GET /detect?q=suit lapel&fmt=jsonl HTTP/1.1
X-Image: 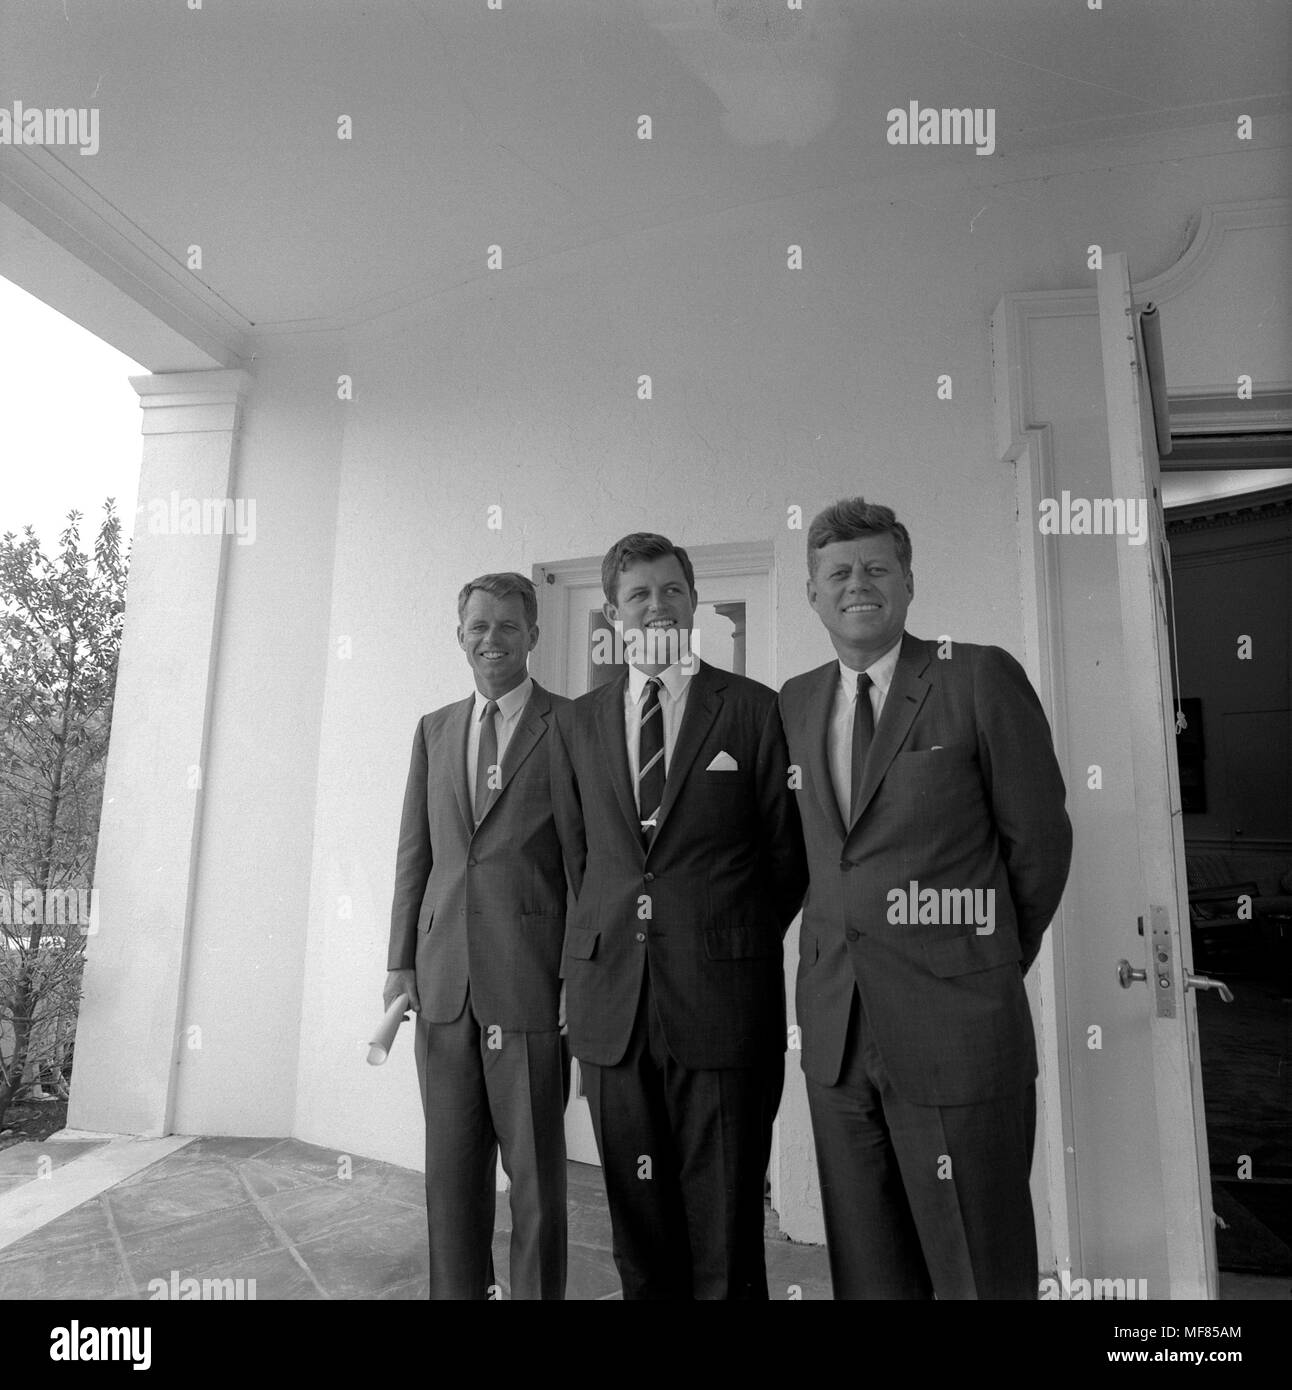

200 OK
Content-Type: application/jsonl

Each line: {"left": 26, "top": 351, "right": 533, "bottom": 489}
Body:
{"left": 594, "top": 674, "right": 641, "bottom": 841}
{"left": 473, "top": 681, "right": 551, "bottom": 831}
{"left": 846, "top": 633, "right": 931, "bottom": 832}
{"left": 803, "top": 662, "right": 846, "bottom": 841}
{"left": 651, "top": 660, "right": 721, "bottom": 847}
{"left": 445, "top": 697, "right": 474, "bottom": 833}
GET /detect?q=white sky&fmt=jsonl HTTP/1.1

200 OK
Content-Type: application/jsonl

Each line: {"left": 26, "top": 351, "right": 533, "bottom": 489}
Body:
{"left": 0, "top": 276, "right": 144, "bottom": 553}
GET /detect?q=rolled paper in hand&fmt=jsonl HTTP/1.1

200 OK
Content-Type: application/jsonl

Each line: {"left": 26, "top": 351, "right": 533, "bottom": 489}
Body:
{"left": 367, "top": 993, "right": 410, "bottom": 1066}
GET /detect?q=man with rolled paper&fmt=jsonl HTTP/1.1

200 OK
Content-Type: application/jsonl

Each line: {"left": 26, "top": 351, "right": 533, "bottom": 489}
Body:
{"left": 384, "top": 572, "right": 569, "bottom": 1300}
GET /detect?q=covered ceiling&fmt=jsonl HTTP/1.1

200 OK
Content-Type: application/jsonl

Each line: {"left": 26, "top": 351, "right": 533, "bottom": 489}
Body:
{"left": 1, "top": 0, "right": 1287, "bottom": 358}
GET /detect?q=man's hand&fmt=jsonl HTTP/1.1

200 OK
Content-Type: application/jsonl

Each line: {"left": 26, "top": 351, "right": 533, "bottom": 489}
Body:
{"left": 384, "top": 969, "right": 420, "bottom": 1016}
{"left": 558, "top": 981, "right": 567, "bottom": 1035}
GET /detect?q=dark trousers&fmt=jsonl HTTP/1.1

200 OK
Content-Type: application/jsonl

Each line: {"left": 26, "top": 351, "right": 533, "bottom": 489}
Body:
{"left": 415, "top": 989, "right": 569, "bottom": 1299}
{"left": 581, "top": 971, "right": 783, "bottom": 1300}
{"left": 806, "top": 986, "right": 1038, "bottom": 1300}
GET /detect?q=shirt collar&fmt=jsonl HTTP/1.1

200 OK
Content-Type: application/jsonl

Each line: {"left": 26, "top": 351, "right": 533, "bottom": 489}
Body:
{"left": 628, "top": 657, "right": 699, "bottom": 705}
{"left": 838, "top": 637, "right": 903, "bottom": 698}
{"left": 474, "top": 674, "right": 532, "bottom": 721}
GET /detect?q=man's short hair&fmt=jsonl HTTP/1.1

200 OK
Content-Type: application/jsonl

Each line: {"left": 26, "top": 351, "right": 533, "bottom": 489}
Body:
{"left": 456, "top": 572, "right": 538, "bottom": 627}
{"left": 807, "top": 498, "right": 912, "bottom": 578}
{"left": 601, "top": 533, "right": 697, "bottom": 606}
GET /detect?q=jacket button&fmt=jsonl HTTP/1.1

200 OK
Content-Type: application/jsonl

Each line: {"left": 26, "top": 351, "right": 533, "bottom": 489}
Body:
{"left": 846, "top": 929, "right": 860, "bottom": 942}
{"left": 644, "top": 872, "right": 655, "bottom": 882}
{"left": 635, "top": 932, "right": 646, "bottom": 943}
{"left": 467, "top": 857, "right": 478, "bottom": 867}
{"left": 839, "top": 861, "right": 853, "bottom": 872}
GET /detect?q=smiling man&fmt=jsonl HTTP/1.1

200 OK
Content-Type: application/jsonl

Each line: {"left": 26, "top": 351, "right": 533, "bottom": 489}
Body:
{"left": 385, "top": 572, "right": 569, "bottom": 1299}
{"left": 549, "top": 532, "right": 806, "bottom": 1299}
{"left": 779, "top": 498, "right": 1072, "bottom": 1300}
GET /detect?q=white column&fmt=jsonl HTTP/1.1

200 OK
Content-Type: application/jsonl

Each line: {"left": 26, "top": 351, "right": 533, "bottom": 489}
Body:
{"left": 68, "top": 369, "right": 251, "bottom": 1137}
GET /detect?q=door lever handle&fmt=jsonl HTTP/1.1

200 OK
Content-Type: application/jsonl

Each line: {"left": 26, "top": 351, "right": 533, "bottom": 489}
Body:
{"left": 1117, "top": 959, "right": 1146, "bottom": 989}
{"left": 1184, "top": 972, "right": 1234, "bottom": 1004}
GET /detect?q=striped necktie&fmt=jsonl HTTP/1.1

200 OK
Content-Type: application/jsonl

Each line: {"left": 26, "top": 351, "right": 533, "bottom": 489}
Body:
{"left": 637, "top": 676, "right": 665, "bottom": 847}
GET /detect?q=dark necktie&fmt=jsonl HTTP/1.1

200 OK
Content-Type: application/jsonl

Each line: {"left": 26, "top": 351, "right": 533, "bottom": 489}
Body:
{"left": 849, "top": 674, "right": 875, "bottom": 822}
{"left": 475, "top": 699, "right": 499, "bottom": 825}
{"left": 638, "top": 677, "right": 665, "bottom": 846}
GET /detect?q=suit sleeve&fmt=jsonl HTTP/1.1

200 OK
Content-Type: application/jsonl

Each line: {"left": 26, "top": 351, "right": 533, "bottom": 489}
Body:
{"left": 548, "top": 705, "right": 587, "bottom": 903}
{"left": 974, "top": 648, "right": 1073, "bottom": 971}
{"left": 755, "top": 696, "right": 809, "bottom": 933}
{"left": 387, "top": 718, "right": 432, "bottom": 972}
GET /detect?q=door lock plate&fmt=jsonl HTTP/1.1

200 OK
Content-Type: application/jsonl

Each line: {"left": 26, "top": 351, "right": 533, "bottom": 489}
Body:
{"left": 1150, "top": 905, "right": 1176, "bottom": 1018}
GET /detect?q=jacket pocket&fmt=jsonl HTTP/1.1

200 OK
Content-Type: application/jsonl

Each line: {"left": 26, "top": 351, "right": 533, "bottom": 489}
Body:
{"left": 564, "top": 926, "right": 600, "bottom": 961}
{"left": 895, "top": 744, "right": 974, "bottom": 761}
{"left": 922, "top": 931, "right": 1021, "bottom": 978}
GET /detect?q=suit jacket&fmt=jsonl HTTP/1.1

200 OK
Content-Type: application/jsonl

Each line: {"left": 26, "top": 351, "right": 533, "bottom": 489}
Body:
{"left": 387, "top": 680, "right": 569, "bottom": 1032}
{"left": 779, "top": 633, "right": 1072, "bottom": 1106}
{"left": 549, "top": 659, "right": 807, "bottom": 1070}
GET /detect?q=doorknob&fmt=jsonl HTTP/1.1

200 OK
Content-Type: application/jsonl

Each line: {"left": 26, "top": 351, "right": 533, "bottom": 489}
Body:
{"left": 1184, "top": 972, "right": 1234, "bottom": 1004}
{"left": 1117, "top": 959, "right": 1146, "bottom": 988}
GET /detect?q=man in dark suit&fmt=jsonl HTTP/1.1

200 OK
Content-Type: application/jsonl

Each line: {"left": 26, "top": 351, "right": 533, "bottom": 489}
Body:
{"left": 549, "top": 533, "right": 807, "bottom": 1300}
{"left": 779, "top": 498, "right": 1072, "bottom": 1300}
{"left": 384, "top": 572, "right": 569, "bottom": 1300}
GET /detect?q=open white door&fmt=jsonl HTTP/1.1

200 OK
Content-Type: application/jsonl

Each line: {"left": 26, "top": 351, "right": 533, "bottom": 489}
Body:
{"left": 1096, "top": 253, "right": 1220, "bottom": 1298}
{"left": 994, "top": 206, "right": 1287, "bottom": 1300}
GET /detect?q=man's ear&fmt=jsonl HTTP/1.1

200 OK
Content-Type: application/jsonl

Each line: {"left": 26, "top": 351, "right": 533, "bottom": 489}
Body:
{"left": 527, "top": 624, "right": 540, "bottom": 652}
{"left": 456, "top": 624, "right": 466, "bottom": 651}
{"left": 905, "top": 569, "right": 915, "bottom": 601}
{"left": 805, "top": 577, "right": 818, "bottom": 607}
{"left": 602, "top": 600, "right": 620, "bottom": 626}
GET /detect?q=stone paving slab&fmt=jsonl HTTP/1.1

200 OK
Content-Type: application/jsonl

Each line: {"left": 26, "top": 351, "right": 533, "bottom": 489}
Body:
{"left": 0, "top": 1134, "right": 193, "bottom": 1254}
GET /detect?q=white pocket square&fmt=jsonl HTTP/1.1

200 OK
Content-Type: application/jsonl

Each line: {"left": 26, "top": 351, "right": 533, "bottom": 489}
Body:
{"left": 706, "top": 751, "right": 739, "bottom": 772}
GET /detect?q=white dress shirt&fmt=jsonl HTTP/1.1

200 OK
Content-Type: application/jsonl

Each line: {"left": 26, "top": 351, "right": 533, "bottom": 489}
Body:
{"left": 467, "top": 675, "right": 532, "bottom": 819}
{"left": 624, "top": 659, "right": 696, "bottom": 809}
{"left": 828, "top": 639, "right": 903, "bottom": 823}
